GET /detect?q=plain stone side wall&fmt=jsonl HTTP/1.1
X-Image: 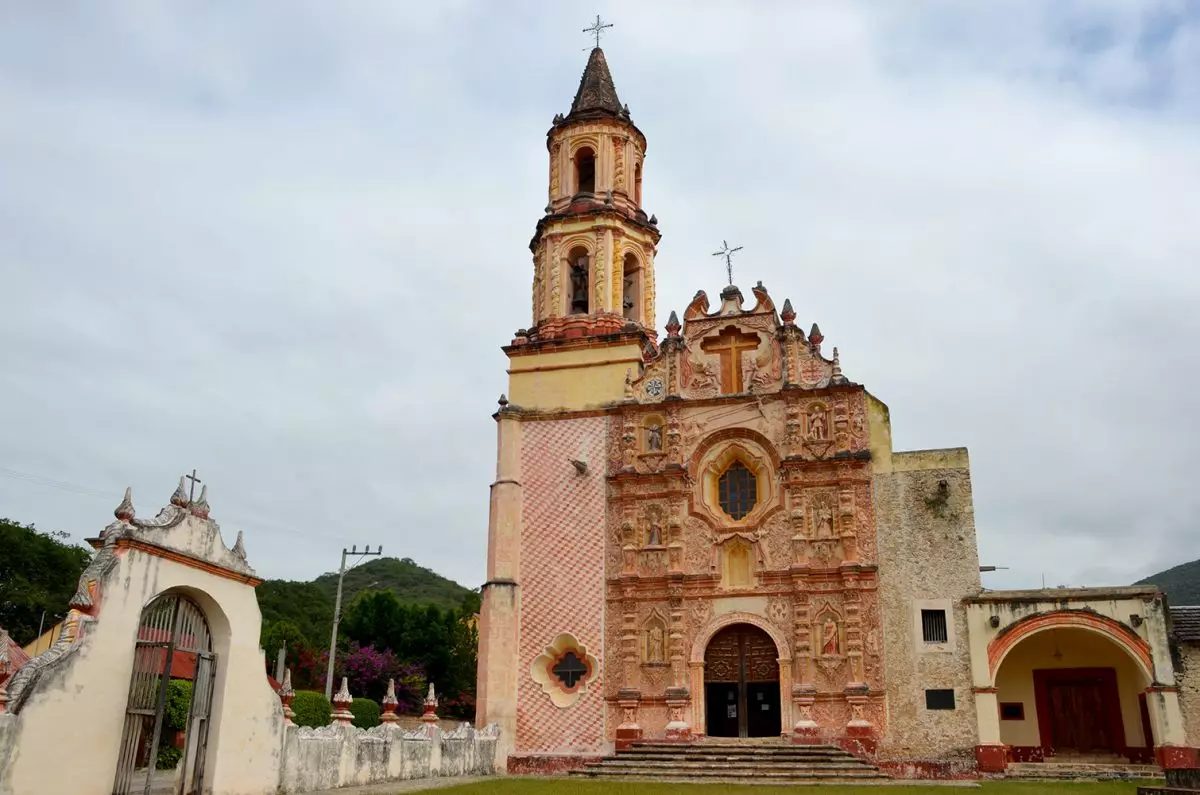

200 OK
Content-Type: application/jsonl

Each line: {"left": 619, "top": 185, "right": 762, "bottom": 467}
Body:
{"left": 875, "top": 451, "right": 982, "bottom": 760}
{"left": 277, "top": 724, "right": 497, "bottom": 793}
{"left": 1178, "top": 642, "right": 1200, "bottom": 747}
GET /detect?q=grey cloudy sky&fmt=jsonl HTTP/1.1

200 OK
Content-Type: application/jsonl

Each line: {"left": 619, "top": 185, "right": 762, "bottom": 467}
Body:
{"left": 2, "top": 2, "right": 1198, "bottom": 592}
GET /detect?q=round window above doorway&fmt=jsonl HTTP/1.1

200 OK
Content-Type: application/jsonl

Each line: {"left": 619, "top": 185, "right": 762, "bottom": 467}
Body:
{"left": 695, "top": 438, "right": 776, "bottom": 527}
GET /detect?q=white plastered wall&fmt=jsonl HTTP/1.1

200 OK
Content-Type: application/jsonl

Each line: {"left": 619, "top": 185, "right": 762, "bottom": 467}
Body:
{"left": 2, "top": 534, "right": 283, "bottom": 795}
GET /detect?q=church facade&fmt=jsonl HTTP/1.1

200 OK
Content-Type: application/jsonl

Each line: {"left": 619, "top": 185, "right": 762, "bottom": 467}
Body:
{"left": 477, "top": 46, "right": 1199, "bottom": 776}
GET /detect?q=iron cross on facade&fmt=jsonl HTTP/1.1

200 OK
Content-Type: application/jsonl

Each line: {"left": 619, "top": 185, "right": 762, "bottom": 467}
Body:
{"left": 186, "top": 469, "right": 202, "bottom": 502}
{"left": 582, "top": 14, "right": 613, "bottom": 48}
{"left": 712, "top": 240, "right": 744, "bottom": 285}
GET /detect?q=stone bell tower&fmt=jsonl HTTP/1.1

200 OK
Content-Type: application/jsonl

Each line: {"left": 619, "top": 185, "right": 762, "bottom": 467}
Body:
{"left": 476, "top": 45, "right": 661, "bottom": 766}
{"left": 509, "top": 45, "right": 662, "bottom": 413}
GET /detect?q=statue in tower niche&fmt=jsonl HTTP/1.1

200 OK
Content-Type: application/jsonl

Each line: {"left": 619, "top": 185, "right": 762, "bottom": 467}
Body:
{"left": 570, "top": 258, "right": 589, "bottom": 314}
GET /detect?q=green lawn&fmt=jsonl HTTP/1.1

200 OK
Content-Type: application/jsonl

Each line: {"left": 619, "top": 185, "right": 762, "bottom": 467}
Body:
{"left": 434, "top": 781, "right": 1155, "bottom": 795}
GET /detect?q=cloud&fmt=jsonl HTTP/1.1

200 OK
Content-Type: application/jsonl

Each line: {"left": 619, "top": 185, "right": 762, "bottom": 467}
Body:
{"left": 1, "top": 1, "right": 1197, "bottom": 592}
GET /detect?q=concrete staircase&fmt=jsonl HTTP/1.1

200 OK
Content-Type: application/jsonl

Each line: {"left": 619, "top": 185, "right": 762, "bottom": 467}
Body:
{"left": 570, "top": 740, "right": 890, "bottom": 785}
{"left": 1008, "top": 761, "right": 1164, "bottom": 781}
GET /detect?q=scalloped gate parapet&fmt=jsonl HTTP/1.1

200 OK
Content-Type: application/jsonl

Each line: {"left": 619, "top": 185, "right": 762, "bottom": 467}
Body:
{"left": 8, "top": 479, "right": 256, "bottom": 715}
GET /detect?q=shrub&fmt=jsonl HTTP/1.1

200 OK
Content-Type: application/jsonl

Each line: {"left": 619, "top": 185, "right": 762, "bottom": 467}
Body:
{"left": 156, "top": 744, "right": 182, "bottom": 770}
{"left": 292, "top": 690, "right": 332, "bottom": 728}
{"left": 163, "top": 679, "right": 193, "bottom": 731}
{"left": 349, "top": 697, "right": 380, "bottom": 729}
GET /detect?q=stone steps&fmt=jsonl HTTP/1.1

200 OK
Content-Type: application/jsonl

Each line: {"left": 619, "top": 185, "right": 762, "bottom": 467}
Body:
{"left": 571, "top": 741, "right": 889, "bottom": 784}
{"left": 1008, "top": 761, "right": 1163, "bottom": 781}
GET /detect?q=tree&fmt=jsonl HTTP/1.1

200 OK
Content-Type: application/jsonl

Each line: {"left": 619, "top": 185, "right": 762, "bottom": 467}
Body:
{"left": 0, "top": 519, "right": 91, "bottom": 645}
{"left": 339, "top": 590, "right": 478, "bottom": 718}
{"left": 261, "top": 619, "right": 311, "bottom": 664}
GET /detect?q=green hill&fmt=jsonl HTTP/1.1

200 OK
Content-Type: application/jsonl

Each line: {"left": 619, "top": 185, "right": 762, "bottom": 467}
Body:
{"left": 257, "top": 556, "right": 475, "bottom": 647}
{"left": 1135, "top": 558, "right": 1200, "bottom": 606}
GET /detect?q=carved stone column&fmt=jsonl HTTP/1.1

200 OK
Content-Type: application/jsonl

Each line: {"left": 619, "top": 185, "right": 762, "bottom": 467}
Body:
{"left": 791, "top": 686, "right": 819, "bottom": 744}
{"left": 665, "top": 686, "right": 692, "bottom": 741}
{"left": 616, "top": 688, "right": 642, "bottom": 750}
{"left": 621, "top": 592, "right": 639, "bottom": 689}
{"left": 844, "top": 687, "right": 876, "bottom": 756}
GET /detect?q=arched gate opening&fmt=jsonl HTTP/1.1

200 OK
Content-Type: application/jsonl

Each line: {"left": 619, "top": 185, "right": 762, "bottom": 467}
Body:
{"left": 113, "top": 593, "right": 217, "bottom": 795}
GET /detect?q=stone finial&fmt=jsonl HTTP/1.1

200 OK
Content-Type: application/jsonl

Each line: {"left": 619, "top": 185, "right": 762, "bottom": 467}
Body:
{"left": 831, "top": 347, "right": 845, "bottom": 382}
{"left": 809, "top": 323, "right": 824, "bottom": 348}
{"left": 649, "top": 214, "right": 658, "bottom": 226}
{"left": 170, "top": 477, "right": 189, "bottom": 507}
{"left": 780, "top": 299, "right": 796, "bottom": 324}
{"left": 498, "top": 393, "right": 509, "bottom": 408}
{"left": 332, "top": 677, "right": 354, "bottom": 725}
{"left": 422, "top": 682, "right": 439, "bottom": 724}
{"left": 624, "top": 369, "right": 634, "bottom": 399}
{"left": 232, "top": 530, "right": 247, "bottom": 561}
{"left": 0, "top": 629, "right": 10, "bottom": 715}
{"left": 190, "top": 484, "right": 210, "bottom": 519}
{"left": 278, "top": 668, "right": 296, "bottom": 725}
{"left": 0, "top": 628, "right": 10, "bottom": 677}
{"left": 380, "top": 678, "right": 399, "bottom": 724}
{"left": 113, "top": 488, "right": 135, "bottom": 522}
{"left": 665, "top": 310, "right": 681, "bottom": 336}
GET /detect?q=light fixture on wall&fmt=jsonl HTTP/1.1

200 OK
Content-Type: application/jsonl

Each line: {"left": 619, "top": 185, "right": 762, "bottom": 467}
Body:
{"left": 1050, "top": 628, "right": 1064, "bottom": 662}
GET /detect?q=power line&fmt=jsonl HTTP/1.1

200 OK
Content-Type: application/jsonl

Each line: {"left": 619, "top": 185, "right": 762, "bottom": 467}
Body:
{"left": 0, "top": 464, "right": 350, "bottom": 546}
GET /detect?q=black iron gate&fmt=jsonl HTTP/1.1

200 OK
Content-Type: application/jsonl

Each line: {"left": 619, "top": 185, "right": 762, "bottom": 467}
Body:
{"left": 113, "top": 594, "right": 216, "bottom": 795}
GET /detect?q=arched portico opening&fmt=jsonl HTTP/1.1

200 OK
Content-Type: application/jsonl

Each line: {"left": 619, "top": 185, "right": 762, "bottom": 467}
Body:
{"left": 992, "top": 621, "right": 1155, "bottom": 762}
{"left": 113, "top": 592, "right": 219, "bottom": 795}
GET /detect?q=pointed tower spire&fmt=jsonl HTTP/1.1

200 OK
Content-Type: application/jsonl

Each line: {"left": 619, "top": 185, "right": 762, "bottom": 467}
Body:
{"left": 568, "top": 47, "right": 623, "bottom": 120}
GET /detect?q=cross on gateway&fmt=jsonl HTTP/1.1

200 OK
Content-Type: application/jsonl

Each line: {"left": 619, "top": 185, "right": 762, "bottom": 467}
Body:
{"left": 582, "top": 14, "right": 613, "bottom": 48}
{"left": 185, "top": 469, "right": 202, "bottom": 502}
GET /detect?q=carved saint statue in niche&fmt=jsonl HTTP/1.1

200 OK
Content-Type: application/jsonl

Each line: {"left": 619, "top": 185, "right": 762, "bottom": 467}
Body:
{"left": 570, "top": 259, "right": 589, "bottom": 314}
{"left": 821, "top": 618, "right": 840, "bottom": 656}
{"left": 808, "top": 409, "right": 828, "bottom": 440}
{"left": 647, "top": 626, "right": 665, "bottom": 663}
{"left": 646, "top": 423, "right": 663, "bottom": 452}
{"left": 646, "top": 519, "right": 662, "bottom": 547}
{"left": 814, "top": 504, "right": 834, "bottom": 538}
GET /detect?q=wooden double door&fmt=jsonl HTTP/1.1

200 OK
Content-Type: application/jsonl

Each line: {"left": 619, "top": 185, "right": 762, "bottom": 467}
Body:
{"left": 1034, "top": 668, "right": 1125, "bottom": 756}
{"left": 704, "top": 624, "right": 781, "bottom": 738}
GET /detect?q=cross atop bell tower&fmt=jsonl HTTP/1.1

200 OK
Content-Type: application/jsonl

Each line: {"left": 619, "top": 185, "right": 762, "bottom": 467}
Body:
{"left": 516, "top": 38, "right": 662, "bottom": 366}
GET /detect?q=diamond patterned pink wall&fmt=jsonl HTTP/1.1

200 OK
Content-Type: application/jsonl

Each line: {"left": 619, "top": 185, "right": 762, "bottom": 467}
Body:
{"left": 517, "top": 415, "right": 608, "bottom": 752}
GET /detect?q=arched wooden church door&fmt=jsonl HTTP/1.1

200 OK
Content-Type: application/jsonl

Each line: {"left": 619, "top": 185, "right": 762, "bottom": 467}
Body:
{"left": 113, "top": 594, "right": 217, "bottom": 795}
{"left": 704, "top": 623, "right": 781, "bottom": 738}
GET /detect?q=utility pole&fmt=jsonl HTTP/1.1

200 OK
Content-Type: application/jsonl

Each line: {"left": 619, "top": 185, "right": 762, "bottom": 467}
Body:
{"left": 325, "top": 544, "right": 383, "bottom": 700}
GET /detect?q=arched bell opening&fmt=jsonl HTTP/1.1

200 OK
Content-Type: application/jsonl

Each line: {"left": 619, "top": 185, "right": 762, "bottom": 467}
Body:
{"left": 567, "top": 245, "right": 590, "bottom": 315}
{"left": 574, "top": 146, "right": 596, "bottom": 195}
{"left": 620, "top": 253, "right": 642, "bottom": 323}
{"left": 703, "top": 623, "right": 781, "bottom": 738}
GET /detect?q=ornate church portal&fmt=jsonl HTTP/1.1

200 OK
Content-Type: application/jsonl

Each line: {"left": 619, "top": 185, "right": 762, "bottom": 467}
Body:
{"left": 703, "top": 624, "right": 781, "bottom": 738}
